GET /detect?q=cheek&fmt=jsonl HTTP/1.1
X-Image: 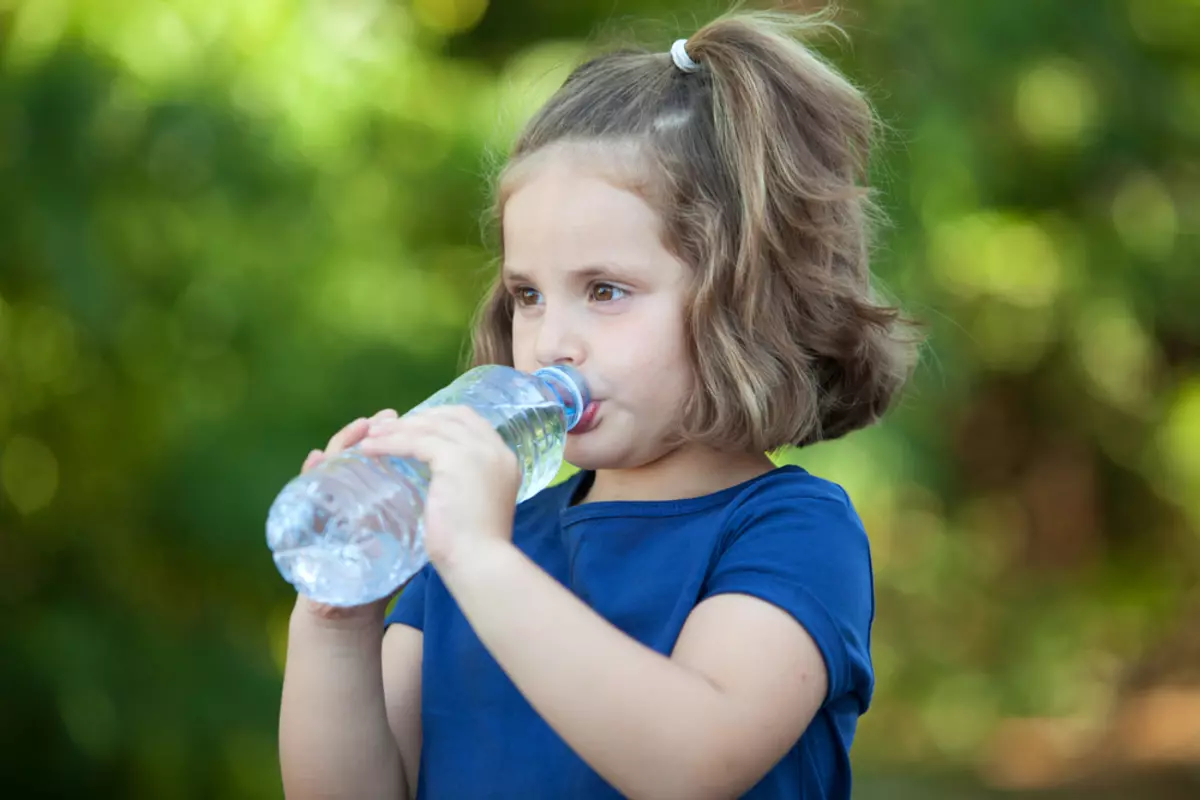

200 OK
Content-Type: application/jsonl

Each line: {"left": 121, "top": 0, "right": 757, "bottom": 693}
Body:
{"left": 509, "top": 317, "right": 537, "bottom": 371}
{"left": 608, "top": 311, "right": 692, "bottom": 399}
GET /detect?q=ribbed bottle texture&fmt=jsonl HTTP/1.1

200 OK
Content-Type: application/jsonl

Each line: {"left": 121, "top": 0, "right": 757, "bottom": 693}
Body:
{"left": 265, "top": 365, "right": 588, "bottom": 606}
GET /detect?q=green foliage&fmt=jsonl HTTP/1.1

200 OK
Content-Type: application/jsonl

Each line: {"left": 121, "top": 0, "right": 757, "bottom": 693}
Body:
{"left": 1, "top": 1, "right": 1197, "bottom": 797}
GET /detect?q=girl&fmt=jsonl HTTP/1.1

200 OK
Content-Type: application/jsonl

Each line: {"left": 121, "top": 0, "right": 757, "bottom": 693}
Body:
{"left": 280, "top": 10, "right": 917, "bottom": 800}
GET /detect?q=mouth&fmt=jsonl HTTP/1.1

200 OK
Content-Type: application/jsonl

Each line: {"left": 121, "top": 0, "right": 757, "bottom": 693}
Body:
{"left": 570, "top": 401, "right": 600, "bottom": 435}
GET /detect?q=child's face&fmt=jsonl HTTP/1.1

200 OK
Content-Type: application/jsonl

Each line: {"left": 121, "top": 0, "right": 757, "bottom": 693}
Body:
{"left": 502, "top": 148, "right": 694, "bottom": 471}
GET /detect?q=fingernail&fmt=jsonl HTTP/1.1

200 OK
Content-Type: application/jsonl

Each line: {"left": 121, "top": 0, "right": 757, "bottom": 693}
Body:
{"left": 378, "top": 408, "right": 398, "bottom": 419}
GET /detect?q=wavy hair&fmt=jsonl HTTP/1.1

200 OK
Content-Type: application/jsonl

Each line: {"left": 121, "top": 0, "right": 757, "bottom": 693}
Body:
{"left": 471, "top": 9, "right": 921, "bottom": 451}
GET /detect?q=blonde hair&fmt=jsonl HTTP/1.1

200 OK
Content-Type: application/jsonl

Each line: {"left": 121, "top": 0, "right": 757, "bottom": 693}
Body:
{"left": 471, "top": 9, "right": 921, "bottom": 452}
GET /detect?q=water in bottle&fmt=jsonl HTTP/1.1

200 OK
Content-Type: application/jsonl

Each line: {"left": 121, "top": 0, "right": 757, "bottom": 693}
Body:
{"left": 266, "top": 364, "right": 590, "bottom": 606}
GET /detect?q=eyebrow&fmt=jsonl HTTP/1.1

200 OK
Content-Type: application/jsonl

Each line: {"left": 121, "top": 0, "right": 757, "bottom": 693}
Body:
{"left": 501, "top": 263, "right": 640, "bottom": 284}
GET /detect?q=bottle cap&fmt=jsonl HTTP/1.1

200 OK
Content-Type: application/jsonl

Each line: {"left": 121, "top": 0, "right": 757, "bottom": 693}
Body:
{"left": 533, "top": 365, "right": 591, "bottom": 431}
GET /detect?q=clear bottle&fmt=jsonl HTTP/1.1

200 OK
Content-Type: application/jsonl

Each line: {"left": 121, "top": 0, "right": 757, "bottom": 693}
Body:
{"left": 266, "top": 364, "right": 590, "bottom": 606}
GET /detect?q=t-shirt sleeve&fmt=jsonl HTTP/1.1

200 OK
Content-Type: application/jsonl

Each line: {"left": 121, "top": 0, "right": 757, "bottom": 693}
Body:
{"left": 701, "top": 482, "right": 875, "bottom": 711}
{"left": 384, "top": 563, "right": 432, "bottom": 631}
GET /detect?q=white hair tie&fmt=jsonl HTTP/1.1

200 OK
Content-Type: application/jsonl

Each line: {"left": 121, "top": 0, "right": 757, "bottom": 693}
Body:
{"left": 670, "top": 39, "right": 700, "bottom": 73}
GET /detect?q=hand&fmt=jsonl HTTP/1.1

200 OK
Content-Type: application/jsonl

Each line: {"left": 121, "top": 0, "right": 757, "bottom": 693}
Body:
{"left": 300, "top": 406, "right": 398, "bottom": 475}
{"left": 294, "top": 407, "right": 401, "bottom": 625}
{"left": 358, "top": 406, "right": 521, "bottom": 573}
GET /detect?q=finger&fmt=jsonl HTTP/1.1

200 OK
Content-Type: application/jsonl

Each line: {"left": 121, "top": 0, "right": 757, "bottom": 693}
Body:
{"left": 326, "top": 417, "right": 370, "bottom": 455}
{"left": 300, "top": 449, "right": 324, "bottom": 473}
{"left": 428, "top": 405, "right": 494, "bottom": 434}
{"left": 358, "top": 428, "right": 449, "bottom": 464}
{"left": 361, "top": 422, "right": 511, "bottom": 472}
{"left": 340, "top": 409, "right": 398, "bottom": 448}
{"left": 368, "top": 406, "right": 480, "bottom": 438}
{"left": 368, "top": 414, "right": 400, "bottom": 436}
{"left": 364, "top": 419, "right": 465, "bottom": 448}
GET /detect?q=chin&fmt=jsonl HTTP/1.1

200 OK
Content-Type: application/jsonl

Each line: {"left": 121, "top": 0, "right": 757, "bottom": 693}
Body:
{"left": 564, "top": 429, "right": 666, "bottom": 472}
{"left": 563, "top": 442, "right": 613, "bottom": 472}
{"left": 563, "top": 431, "right": 617, "bottom": 470}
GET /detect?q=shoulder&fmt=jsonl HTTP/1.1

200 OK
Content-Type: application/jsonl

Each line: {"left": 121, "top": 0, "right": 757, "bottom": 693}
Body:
{"left": 732, "top": 464, "right": 855, "bottom": 504}
{"left": 708, "top": 466, "right": 874, "bottom": 641}
{"left": 722, "top": 465, "right": 866, "bottom": 548}
{"left": 703, "top": 466, "right": 876, "bottom": 707}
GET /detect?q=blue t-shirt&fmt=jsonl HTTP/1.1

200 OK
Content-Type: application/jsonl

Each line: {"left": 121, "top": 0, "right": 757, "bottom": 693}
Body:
{"left": 385, "top": 464, "right": 874, "bottom": 799}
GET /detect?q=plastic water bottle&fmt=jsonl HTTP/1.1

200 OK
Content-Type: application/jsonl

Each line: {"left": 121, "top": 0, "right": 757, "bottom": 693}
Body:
{"left": 266, "top": 364, "right": 590, "bottom": 606}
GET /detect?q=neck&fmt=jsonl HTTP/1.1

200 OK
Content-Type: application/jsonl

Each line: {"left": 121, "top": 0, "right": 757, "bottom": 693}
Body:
{"left": 579, "top": 444, "right": 777, "bottom": 504}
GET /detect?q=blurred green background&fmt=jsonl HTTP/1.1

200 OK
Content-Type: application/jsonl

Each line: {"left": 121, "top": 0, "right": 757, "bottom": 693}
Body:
{"left": 2, "top": 0, "right": 1198, "bottom": 797}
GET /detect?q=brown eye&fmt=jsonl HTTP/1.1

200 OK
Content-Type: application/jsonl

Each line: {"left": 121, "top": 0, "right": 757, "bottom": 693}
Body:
{"left": 513, "top": 287, "right": 541, "bottom": 306}
{"left": 590, "top": 283, "right": 626, "bottom": 302}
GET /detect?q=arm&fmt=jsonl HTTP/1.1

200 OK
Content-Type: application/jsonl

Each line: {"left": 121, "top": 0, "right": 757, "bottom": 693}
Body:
{"left": 279, "top": 597, "right": 422, "bottom": 800}
{"left": 279, "top": 408, "right": 424, "bottom": 799}
{"left": 357, "top": 407, "right": 858, "bottom": 800}
{"left": 437, "top": 540, "right": 828, "bottom": 800}
{"left": 384, "top": 621, "right": 424, "bottom": 798}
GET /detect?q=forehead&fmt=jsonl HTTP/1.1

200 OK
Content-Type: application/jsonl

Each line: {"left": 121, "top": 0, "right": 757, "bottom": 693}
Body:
{"left": 500, "top": 143, "right": 674, "bottom": 274}
{"left": 500, "top": 137, "right": 653, "bottom": 190}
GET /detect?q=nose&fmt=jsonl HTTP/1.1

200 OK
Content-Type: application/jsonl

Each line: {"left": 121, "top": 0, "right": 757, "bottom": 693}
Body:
{"left": 534, "top": 306, "right": 586, "bottom": 368}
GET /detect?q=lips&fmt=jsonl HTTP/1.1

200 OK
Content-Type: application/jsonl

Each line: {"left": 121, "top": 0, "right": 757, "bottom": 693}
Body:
{"left": 570, "top": 401, "right": 600, "bottom": 434}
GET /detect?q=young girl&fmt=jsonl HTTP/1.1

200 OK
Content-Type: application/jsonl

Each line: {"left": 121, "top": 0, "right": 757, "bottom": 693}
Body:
{"left": 280, "top": 10, "right": 917, "bottom": 800}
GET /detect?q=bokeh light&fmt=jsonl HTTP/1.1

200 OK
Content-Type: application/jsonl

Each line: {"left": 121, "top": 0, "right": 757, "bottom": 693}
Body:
{"left": 2, "top": 1, "right": 1197, "bottom": 798}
